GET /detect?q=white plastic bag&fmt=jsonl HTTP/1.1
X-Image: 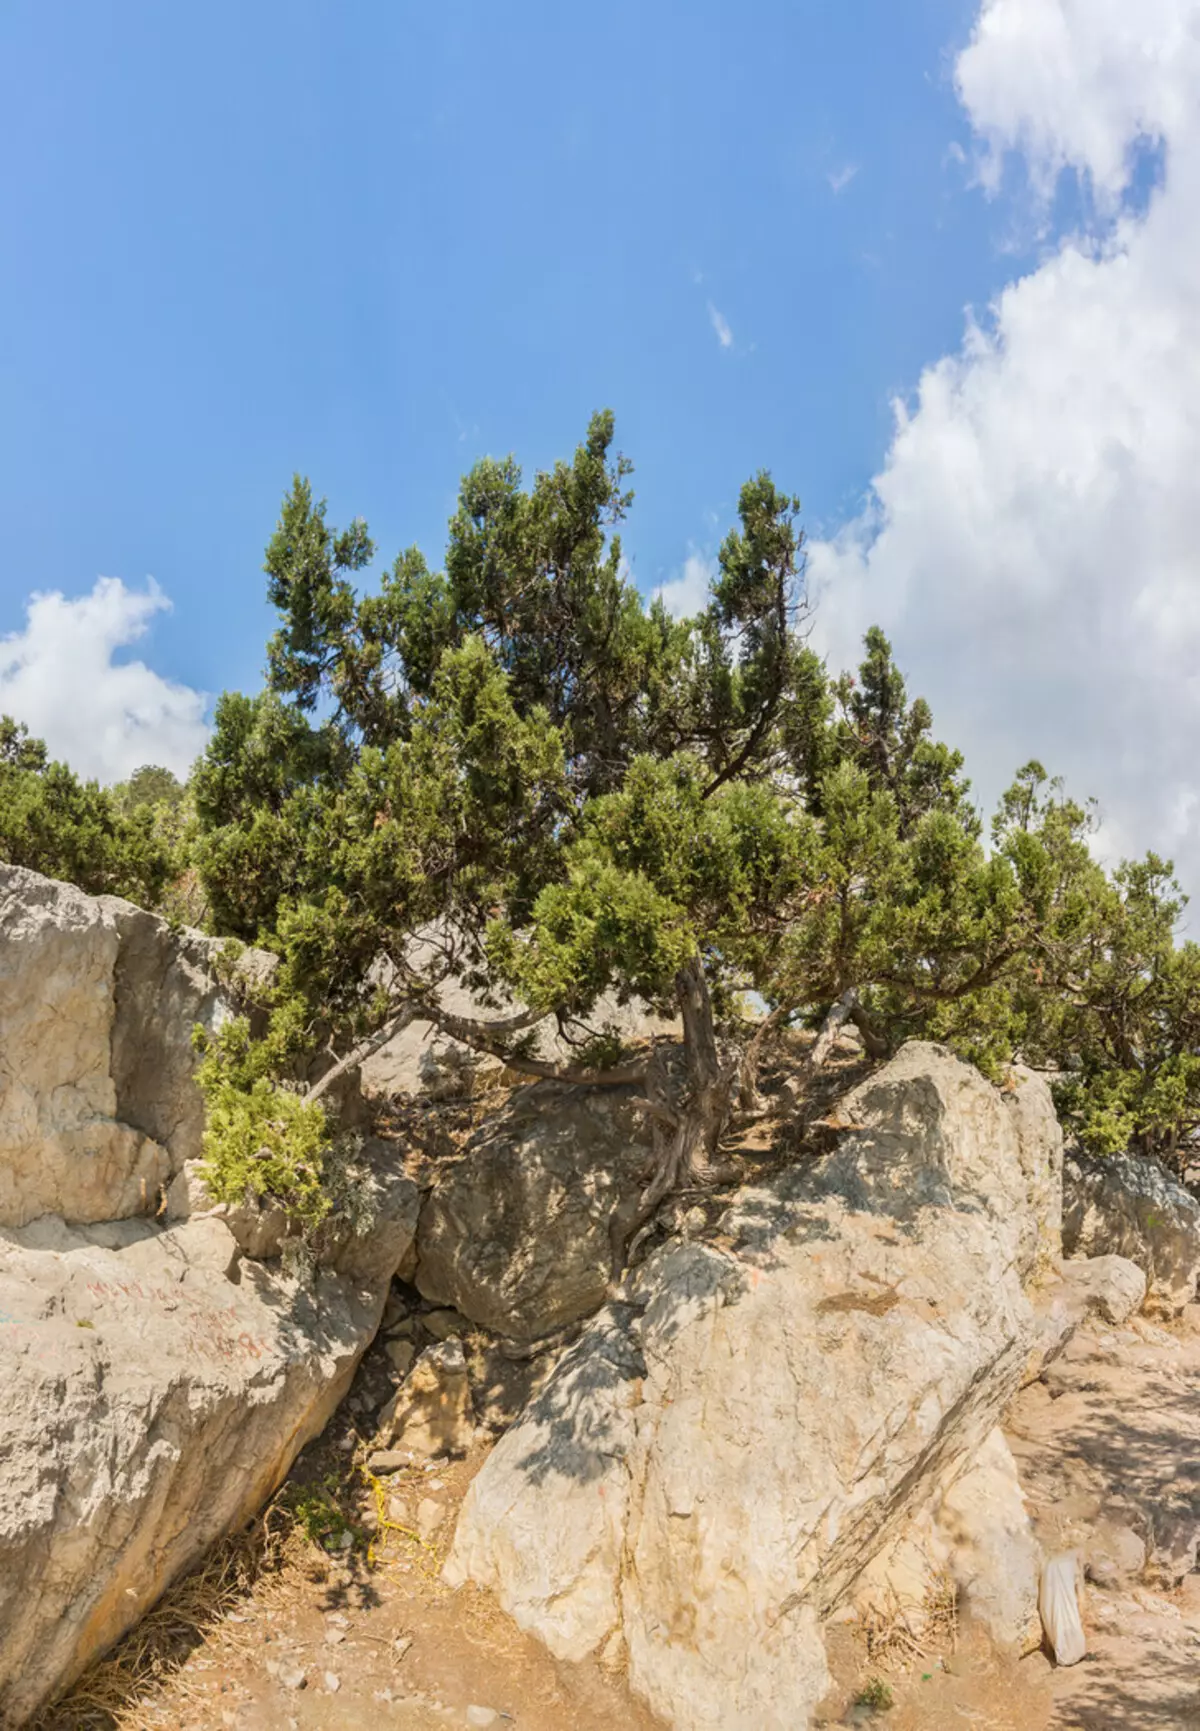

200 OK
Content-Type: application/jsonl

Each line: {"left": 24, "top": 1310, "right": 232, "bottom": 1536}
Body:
{"left": 1039, "top": 1551, "right": 1086, "bottom": 1666}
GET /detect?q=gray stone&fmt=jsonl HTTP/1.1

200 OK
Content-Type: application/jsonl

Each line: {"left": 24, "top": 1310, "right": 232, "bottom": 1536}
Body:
{"left": 0, "top": 863, "right": 276, "bottom": 1231}
{"left": 422, "top": 1307, "right": 466, "bottom": 1340}
{"left": 1063, "top": 1150, "right": 1200, "bottom": 1315}
{"left": 368, "top": 1450, "right": 412, "bottom": 1475}
{"left": 1085, "top": 1520, "right": 1146, "bottom": 1588}
{"left": 379, "top": 1339, "right": 475, "bottom": 1459}
{"left": 0, "top": 1215, "right": 394, "bottom": 1725}
{"left": 446, "top": 1043, "right": 1039, "bottom": 1731}
{"left": 935, "top": 1428, "right": 1043, "bottom": 1653}
{"left": 387, "top": 1338, "right": 417, "bottom": 1376}
{"left": 414, "top": 1084, "right": 653, "bottom": 1340}
{"left": 1022, "top": 1254, "right": 1148, "bottom": 1385}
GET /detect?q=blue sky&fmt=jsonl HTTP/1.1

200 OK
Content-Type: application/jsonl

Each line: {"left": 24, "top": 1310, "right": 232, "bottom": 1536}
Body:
{"left": 3, "top": 0, "right": 1200, "bottom": 895}
{"left": 2, "top": 0, "right": 1003, "bottom": 697}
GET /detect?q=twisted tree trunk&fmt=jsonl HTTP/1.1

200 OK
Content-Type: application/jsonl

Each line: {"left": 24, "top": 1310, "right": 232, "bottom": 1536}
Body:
{"left": 609, "top": 955, "right": 742, "bottom": 1274}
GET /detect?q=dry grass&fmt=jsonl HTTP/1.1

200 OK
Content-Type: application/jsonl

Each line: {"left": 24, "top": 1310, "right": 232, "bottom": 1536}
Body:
{"left": 862, "top": 1568, "right": 959, "bottom": 1670}
{"left": 29, "top": 1501, "right": 305, "bottom": 1731}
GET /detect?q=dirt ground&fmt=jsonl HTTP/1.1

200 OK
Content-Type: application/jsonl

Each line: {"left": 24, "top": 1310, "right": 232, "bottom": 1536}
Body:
{"left": 32, "top": 1048, "right": 1200, "bottom": 1730}
{"left": 38, "top": 1300, "right": 1200, "bottom": 1731}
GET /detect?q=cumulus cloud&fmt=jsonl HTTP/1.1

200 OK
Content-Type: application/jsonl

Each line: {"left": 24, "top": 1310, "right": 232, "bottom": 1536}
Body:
{"left": 0, "top": 579, "right": 209, "bottom": 783}
{"left": 656, "top": 552, "right": 716, "bottom": 618}
{"left": 707, "top": 302, "right": 734, "bottom": 349}
{"left": 810, "top": 0, "right": 1200, "bottom": 892}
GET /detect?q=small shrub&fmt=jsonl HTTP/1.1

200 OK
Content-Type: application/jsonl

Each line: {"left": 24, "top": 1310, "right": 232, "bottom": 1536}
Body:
{"left": 194, "top": 1019, "right": 333, "bottom": 1232}
{"left": 854, "top": 1676, "right": 894, "bottom": 1713}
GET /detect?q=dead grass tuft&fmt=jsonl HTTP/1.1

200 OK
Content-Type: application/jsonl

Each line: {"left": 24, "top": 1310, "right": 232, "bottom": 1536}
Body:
{"left": 29, "top": 1502, "right": 304, "bottom": 1731}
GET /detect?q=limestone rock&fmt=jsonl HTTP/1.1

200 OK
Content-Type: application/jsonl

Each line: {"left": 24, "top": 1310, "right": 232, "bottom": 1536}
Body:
{"left": 387, "top": 1338, "right": 416, "bottom": 1376}
{"left": 815, "top": 1042, "right": 1061, "bottom": 1282}
{"left": 0, "top": 864, "right": 272, "bottom": 1230}
{"left": 935, "top": 1428, "right": 1043, "bottom": 1654}
{"left": 1006, "top": 1065, "right": 1065, "bottom": 1276}
{"left": 414, "top": 1084, "right": 652, "bottom": 1340}
{"left": 0, "top": 1213, "right": 396, "bottom": 1726}
{"left": 1022, "top": 1254, "right": 1147, "bottom": 1385}
{"left": 1059, "top": 1254, "right": 1147, "bottom": 1326}
{"left": 447, "top": 1043, "right": 1037, "bottom": 1731}
{"left": 379, "top": 1339, "right": 475, "bottom": 1458}
{"left": 1085, "top": 1520, "right": 1146, "bottom": 1589}
{"left": 1063, "top": 1151, "right": 1200, "bottom": 1315}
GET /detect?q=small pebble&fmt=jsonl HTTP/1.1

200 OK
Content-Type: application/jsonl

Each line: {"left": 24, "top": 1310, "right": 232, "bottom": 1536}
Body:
{"left": 393, "top": 1634, "right": 413, "bottom": 1660}
{"left": 466, "top": 1709, "right": 499, "bottom": 1728}
{"left": 278, "top": 1663, "right": 306, "bottom": 1690}
{"left": 324, "top": 1627, "right": 346, "bottom": 1646}
{"left": 324, "top": 1671, "right": 341, "bottom": 1693}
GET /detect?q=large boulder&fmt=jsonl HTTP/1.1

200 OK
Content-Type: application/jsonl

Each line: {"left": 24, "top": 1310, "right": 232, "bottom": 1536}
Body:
{"left": 0, "top": 864, "right": 272, "bottom": 1230}
{"left": 933, "top": 1427, "right": 1043, "bottom": 1654}
{"left": 1063, "top": 1150, "right": 1200, "bottom": 1316}
{"left": 813, "top": 1043, "right": 1062, "bottom": 1283}
{"left": 446, "top": 1043, "right": 1044, "bottom": 1730}
{"left": 414, "top": 1084, "right": 652, "bottom": 1340}
{"left": 0, "top": 1196, "right": 416, "bottom": 1726}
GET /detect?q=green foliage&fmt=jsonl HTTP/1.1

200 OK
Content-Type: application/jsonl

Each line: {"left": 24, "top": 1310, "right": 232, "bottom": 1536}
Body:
{"left": 18, "top": 408, "right": 1200, "bottom": 1228}
{"left": 854, "top": 1676, "right": 895, "bottom": 1712}
{"left": 282, "top": 1473, "right": 364, "bottom": 1552}
{"left": 194, "top": 1019, "right": 333, "bottom": 1229}
{"left": 0, "top": 716, "right": 178, "bottom": 905}
{"left": 112, "top": 763, "right": 185, "bottom": 813}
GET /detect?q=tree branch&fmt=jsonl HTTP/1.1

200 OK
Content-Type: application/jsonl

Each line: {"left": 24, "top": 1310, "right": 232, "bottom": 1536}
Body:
{"left": 306, "top": 1003, "right": 419, "bottom": 1104}
{"left": 421, "top": 1001, "right": 647, "bottom": 1087}
{"left": 806, "top": 987, "right": 860, "bottom": 1073}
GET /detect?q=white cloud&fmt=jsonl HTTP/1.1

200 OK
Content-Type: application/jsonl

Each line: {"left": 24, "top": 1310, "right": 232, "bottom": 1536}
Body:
{"left": 656, "top": 552, "right": 715, "bottom": 618}
{"left": 956, "top": 0, "right": 1194, "bottom": 202}
{"left": 810, "top": 0, "right": 1200, "bottom": 894}
{"left": 0, "top": 579, "right": 209, "bottom": 783}
{"left": 707, "top": 302, "right": 734, "bottom": 349}
{"left": 828, "top": 162, "right": 860, "bottom": 194}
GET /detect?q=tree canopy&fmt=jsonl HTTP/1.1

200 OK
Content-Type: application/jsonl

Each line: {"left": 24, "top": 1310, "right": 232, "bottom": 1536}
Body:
{"left": 6, "top": 411, "right": 1200, "bottom": 1248}
{"left": 0, "top": 719, "right": 177, "bottom": 905}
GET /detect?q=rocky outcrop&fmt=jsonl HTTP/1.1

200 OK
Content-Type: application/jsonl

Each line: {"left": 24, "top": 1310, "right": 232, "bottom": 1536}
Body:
{"left": 0, "top": 866, "right": 422, "bottom": 1723}
{"left": 1063, "top": 1150, "right": 1200, "bottom": 1315}
{"left": 446, "top": 1044, "right": 1053, "bottom": 1730}
{"left": 1022, "top": 1253, "right": 1148, "bottom": 1385}
{"left": 0, "top": 864, "right": 271, "bottom": 1230}
{"left": 0, "top": 1196, "right": 416, "bottom": 1726}
{"left": 414, "top": 1085, "right": 652, "bottom": 1340}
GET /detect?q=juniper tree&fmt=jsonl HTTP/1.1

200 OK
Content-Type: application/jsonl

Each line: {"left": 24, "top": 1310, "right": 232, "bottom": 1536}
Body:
{"left": 0, "top": 717, "right": 176, "bottom": 905}
{"left": 192, "top": 414, "right": 1186, "bottom": 1258}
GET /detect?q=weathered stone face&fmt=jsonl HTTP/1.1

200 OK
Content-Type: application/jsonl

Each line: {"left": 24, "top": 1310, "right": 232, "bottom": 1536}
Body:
{"left": 0, "top": 1212, "right": 415, "bottom": 1726}
{"left": 414, "top": 1084, "right": 652, "bottom": 1341}
{"left": 0, "top": 866, "right": 421, "bottom": 1724}
{"left": 446, "top": 1044, "right": 1054, "bottom": 1731}
{"left": 1063, "top": 1150, "right": 1200, "bottom": 1316}
{"left": 0, "top": 864, "right": 272, "bottom": 1230}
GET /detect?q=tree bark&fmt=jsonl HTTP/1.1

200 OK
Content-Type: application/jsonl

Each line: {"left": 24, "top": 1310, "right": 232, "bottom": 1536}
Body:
{"left": 807, "top": 987, "right": 860, "bottom": 1072}
{"left": 850, "top": 1001, "right": 889, "bottom": 1060}
{"left": 609, "top": 954, "right": 742, "bottom": 1275}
